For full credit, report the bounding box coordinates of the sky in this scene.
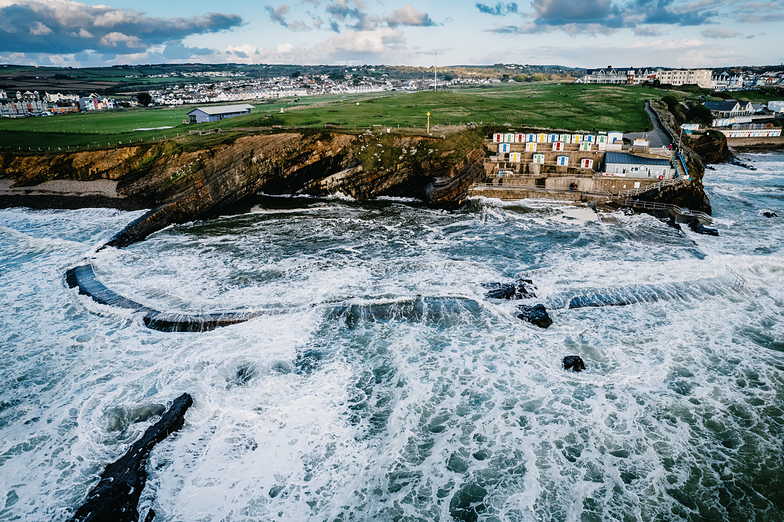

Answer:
[0,0,783,69]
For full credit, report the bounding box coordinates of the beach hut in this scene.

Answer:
[579,142,592,151]
[608,131,623,144]
[560,134,570,143]
[537,133,549,143]
[526,133,537,143]
[499,143,511,153]
[596,135,608,144]
[557,156,569,166]
[581,158,594,169]
[492,133,503,143]
[509,152,522,162]
[549,133,560,143]
[504,133,514,143]
[525,142,537,152]
[572,135,581,144]
[583,135,595,143]
[553,142,566,151]
[515,133,525,143]
[533,154,545,164]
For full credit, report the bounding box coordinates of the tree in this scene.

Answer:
[136,92,152,106]
[687,103,714,126]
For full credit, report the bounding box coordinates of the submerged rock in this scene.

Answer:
[69,393,193,522]
[516,304,553,329]
[563,356,586,372]
[483,279,537,300]
[688,220,719,236]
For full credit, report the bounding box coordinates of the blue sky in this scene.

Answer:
[1,0,782,68]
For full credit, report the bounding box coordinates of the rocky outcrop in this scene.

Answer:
[644,101,712,214]
[2,129,484,247]
[685,131,733,164]
[69,393,193,522]
[483,279,537,300]
[517,304,552,328]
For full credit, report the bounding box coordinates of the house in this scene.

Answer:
[768,101,784,114]
[603,152,674,179]
[703,100,754,118]
[187,104,254,123]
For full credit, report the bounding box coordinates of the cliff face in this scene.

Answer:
[647,100,712,214]
[1,129,485,247]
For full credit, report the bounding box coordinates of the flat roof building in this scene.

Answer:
[187,104,253,123]
[604,152,674,179]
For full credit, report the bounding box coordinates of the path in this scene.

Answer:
[624,102,673,149]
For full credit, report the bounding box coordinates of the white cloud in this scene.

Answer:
[29,21,52,35]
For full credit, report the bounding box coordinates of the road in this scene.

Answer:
[624,102,673,149]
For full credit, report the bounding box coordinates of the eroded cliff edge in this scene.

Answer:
[1,129,485,247]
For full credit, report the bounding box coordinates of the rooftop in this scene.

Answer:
[605,152,671,166]
[187,104,254,115]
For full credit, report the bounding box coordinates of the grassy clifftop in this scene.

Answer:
[0,83,687,153]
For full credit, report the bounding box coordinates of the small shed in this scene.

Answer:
[608,131,624,144]
[187,104,253,123]
[525,142,537,152]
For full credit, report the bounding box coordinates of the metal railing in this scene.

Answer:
[616,177,684,197]
[622,198,712,223]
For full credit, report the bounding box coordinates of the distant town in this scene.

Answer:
[2,64,783,119]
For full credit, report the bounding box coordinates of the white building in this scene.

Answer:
[187,104,254,123]
[768,101,784,113]
[655,69,712,89]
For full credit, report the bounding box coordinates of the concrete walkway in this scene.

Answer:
[624,102,673,149]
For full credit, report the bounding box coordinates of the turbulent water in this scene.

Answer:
[1,152,783,521]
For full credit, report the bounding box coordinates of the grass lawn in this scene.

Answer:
[0,83,689,152]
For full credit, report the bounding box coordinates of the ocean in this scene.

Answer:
[1,151,782,521]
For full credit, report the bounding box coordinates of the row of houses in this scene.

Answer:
[577,67,784,91]
[0,90,121,117]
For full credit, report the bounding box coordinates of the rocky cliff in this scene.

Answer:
[1,129,485,247]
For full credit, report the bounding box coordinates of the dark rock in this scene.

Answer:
[516,304,552,329]
[731,158,757,171]
[483,279,537,300]
[563,356,586,372]
[762,211,778,218]
[69,393,193,522]
[688,220,719,236]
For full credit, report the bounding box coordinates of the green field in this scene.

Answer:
[0,83,698,152]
